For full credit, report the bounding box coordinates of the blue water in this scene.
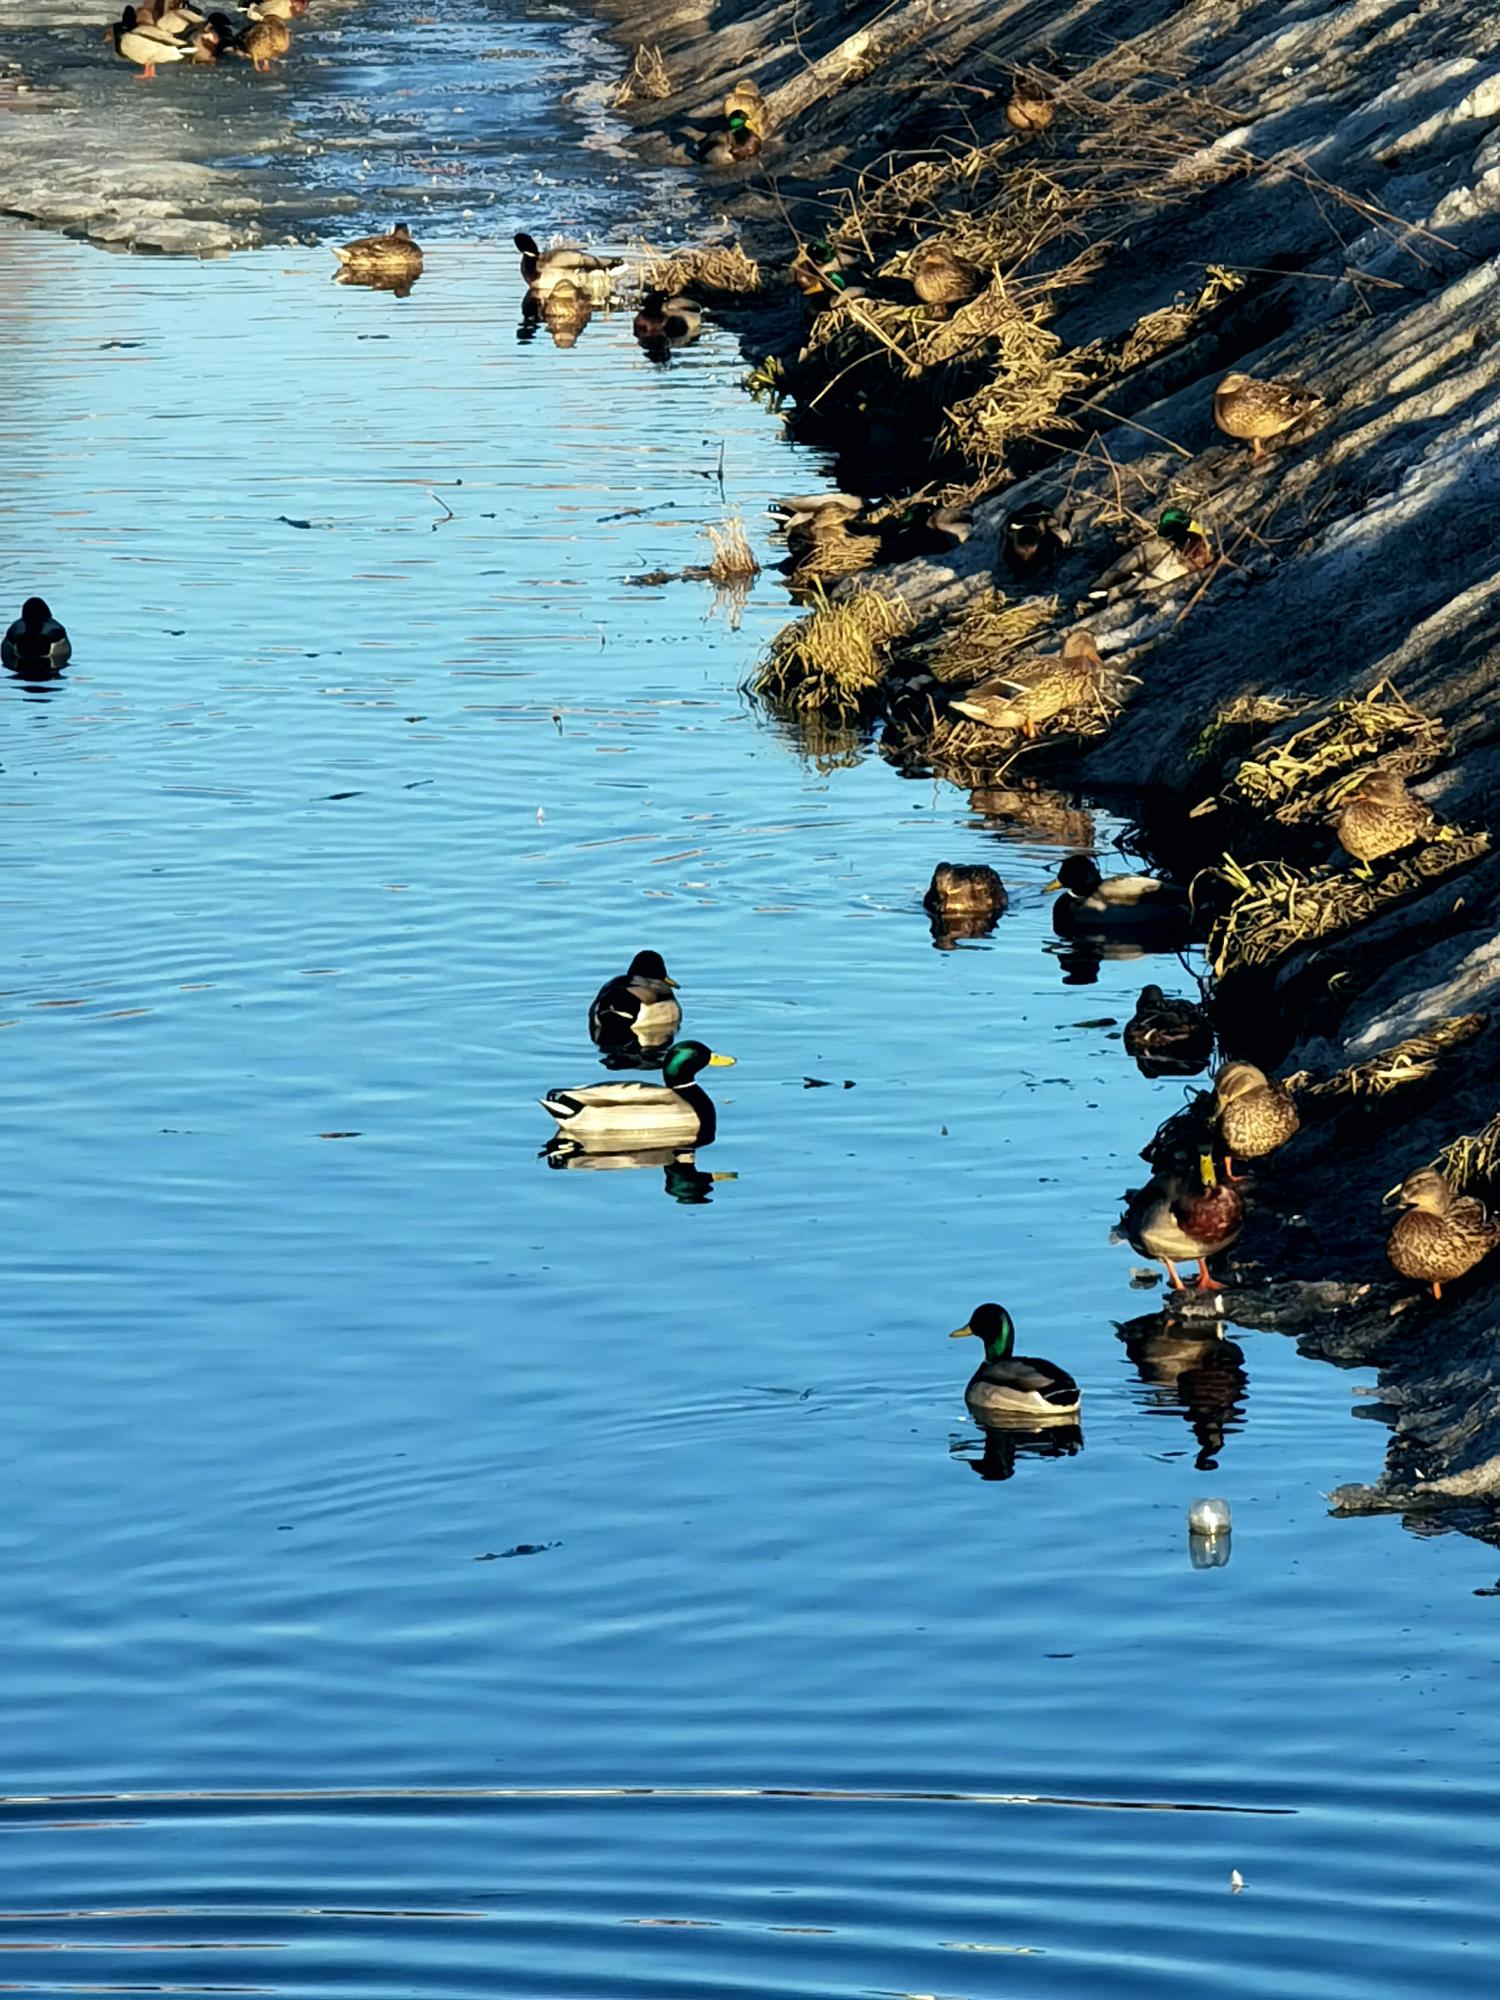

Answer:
[0,12,1497,1997]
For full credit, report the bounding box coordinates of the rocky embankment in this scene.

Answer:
[598,0,1500,1534]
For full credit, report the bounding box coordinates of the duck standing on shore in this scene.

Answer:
[1001,501,1069,581]
[237,11,291,70]
[1335,770,1438,876]
[1006,73,1054,133]
[1124,1146,1243,1293]
[513,231,623,303]
[109,4,194,78]
[910,244,980,314]
[3,598,71,671]
[1386,1168,1500,1302]
[1212,1062,1299,1180]
[1213,371,1322,459]
[700,111,762,165]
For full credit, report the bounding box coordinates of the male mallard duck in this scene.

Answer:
[924,862,1007,947]
[722,79,767,131]
[1213,371,1321,459]
[949,630,1110,739]
[633,290,702,344]
[1048,854,1191,938]
[700,112,762,164]
[1212,1062,1299,1179]
[110,5,193,76]
[1001,501,1070,581]
[513,231,623,303]
[186,16,227,61]
[789,239,861,301]
[237,13,291,69]
[910,244,980,313]
[769,491,865,533]
[950,1304,1079,1420]
[3,597,70,670]
[1124,1146,1243,1292]
[1123,984,1214,1077]
[1335,770,1437,876]
[1090,506,1213,601]
[332,223,423,279]
[1386,1168,1500,1302]
[588,949,682,1057]
[540,1039,734,1151]
[1006,74,1054,133]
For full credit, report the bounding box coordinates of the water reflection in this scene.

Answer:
[967,780,1095,850]
[542,1140,734,1204]
[1118,1314,1248,1470]
[333,269,421,301]
[952,1421,1085,1481]
[518,289,595,349]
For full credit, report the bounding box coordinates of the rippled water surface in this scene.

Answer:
[1,36,1498,1997]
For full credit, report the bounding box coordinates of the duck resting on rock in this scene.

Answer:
[1334,770,1438,876]
[1386,1168,1500,1302]
[1213,371,1321,460]
[1212,1062,1299,1180]
[949,630,1111,740]
[1123,1145,1243,1294]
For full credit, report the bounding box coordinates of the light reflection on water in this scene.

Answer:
[0,205,1497,1994]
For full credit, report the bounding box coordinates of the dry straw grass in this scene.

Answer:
[638,242,761,297]
[750,587,913,721]
[706,513,760,583]
[1285,1014,1487,1104]
[614,44,671,107]
[924,590,1058,684]
[1225,681,1444,826]
[1207,833,1490,977]
[1436,1110,1500,1199]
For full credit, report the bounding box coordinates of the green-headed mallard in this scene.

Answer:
[1212,1062,1299,1179]
[1091,506,1213,601]
[109,5,193,76]
[951,1303,1079,1420]
[588,949,682,1057]
[3,598,71,670]
[910,244,980,313]
[633,290,702,345]
[333,223,423,280]
[1386,1168,1500,1302]
[789,239,862,301]
[700,112,762,165]
[949,630,1110,740]
[513,231,623,302]
[1213,371,1321,459]
[1006,74,1054,133]
[1049,854,1190,938]
[237,12,291,70]
[1124,984,1214,1077]
[723,79,767,130]
[1124,1146,1244,1293]
[1335,770,1437,875]
[540,1039,734,1151]
[1000,501,1070,581]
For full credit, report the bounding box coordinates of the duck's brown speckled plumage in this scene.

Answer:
[1335,771,1437,869]
[1387,1169,1500,1301]
[1213,1062,1299,1173]
[1124,985,1214,1076]
[949,630,1107,738]
[1213,371,1321,457]
[910,245,980,310]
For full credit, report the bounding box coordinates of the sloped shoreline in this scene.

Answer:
[595,0,1500,1531]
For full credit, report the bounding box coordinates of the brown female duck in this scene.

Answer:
[1335,771,1437,875]
[910,245,980,313]
[1386,1169,1500,1301]
[1213,371,1321,459]
[1212,1062,1300,1179]
[949,630,1108,739]
[1124,985,1214,1077]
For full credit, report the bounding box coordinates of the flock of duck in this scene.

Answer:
[107,0,305,76]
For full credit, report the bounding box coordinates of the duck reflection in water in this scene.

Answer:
[1118,1312,1247,1470]
[518,283,593,350]
[542,1140,735,1205]
[334,268,422,301]
[952,1420,1084,1482]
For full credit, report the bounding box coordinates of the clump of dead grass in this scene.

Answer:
[706,513,760,583]
[1186,693,1310,776]
[614,45,671,107]
[1226,681,1444,826]
[1207,834,1490,977]
[924,590,1058,685]
[638,242,761,298]
[1435,1110,1500,1200]
[1284,1014,1488,1105]
[750,587,913,721]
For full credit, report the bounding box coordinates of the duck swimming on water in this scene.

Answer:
[950,1304,1080,1420]
[3,598,71,670]
[541,1039,734,1151]
[588,950,682,1057]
